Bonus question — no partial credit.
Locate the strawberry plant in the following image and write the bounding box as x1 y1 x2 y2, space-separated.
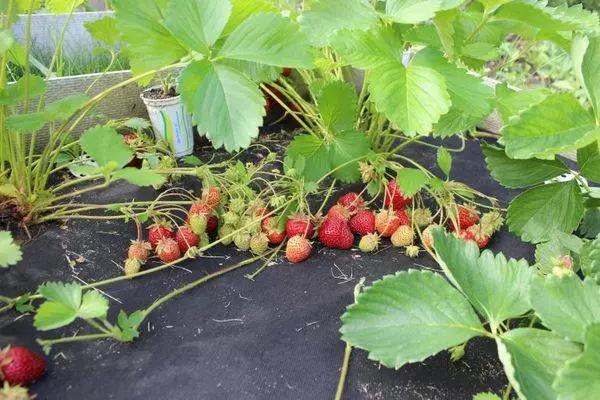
339 229 600 399
483 34 600 251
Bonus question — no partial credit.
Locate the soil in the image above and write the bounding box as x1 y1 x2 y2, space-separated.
0 138 532 399
142 87 179 100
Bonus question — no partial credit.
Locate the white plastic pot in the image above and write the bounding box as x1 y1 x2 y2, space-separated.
140 87 194 157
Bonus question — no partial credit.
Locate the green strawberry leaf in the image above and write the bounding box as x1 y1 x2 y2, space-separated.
77 290 109 320
432 230 533 331
395 168 428 197
117 310 144 341
34 302 78 331
412 47 494 118
285 135 330 183
495 83 551 123
300 0 379 47
572 35 600 121
38 282 82 310
530 274 600 343
506 181 585 243
368 60 451 136
0 75 46 105
112 0 187 75
45 94 89 121
84 16 120 47
316 80 358 134
218 12 312 68
328 130 370 183
554 323 600 400
482 144 570 189
0 231 22 267
432 108 482 137
580 236 600 284
6 112 50 133
341 269 484 369
385 0 442 24
80 125 133 168
113 168 166 187
497 328 582 400
502 92 600 160
180 61 265 152
472 393 501 400
437 147 452 178
332 24 404 69
579 209 600 239
163 0 230 55
46 0 85 13
222 0 276 37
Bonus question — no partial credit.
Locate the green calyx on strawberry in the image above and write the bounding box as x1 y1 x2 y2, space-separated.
0 381 34 400
0 346 45 387
286 214 314 238
155 237 181 263
359 233 380 253
175 226 200 252
148 220 174 248
318 217 354 249
375 209 401 238
337 192 365 215
384 179 412 210
349 210 375 236
286 235 312 263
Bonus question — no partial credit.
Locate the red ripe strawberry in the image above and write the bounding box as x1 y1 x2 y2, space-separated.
465 225 490 249
0 346 45 386
175 226 200 252
201 186 221 210
394 209 412 226
455 205 479 230
128 240 152 263
262 216 286 244
327 204 351 222
375 210 401 238
206 215 218 234
384 179 412 210
282 68 292 77
286 235 312 263
155 238 181 263
318 217 354 249
349 210 375 236
122 133 138 146
337 192 365 215
148 222 174 248
286 214 314 238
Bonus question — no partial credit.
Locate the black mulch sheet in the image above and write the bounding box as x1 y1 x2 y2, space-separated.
0 137 532 400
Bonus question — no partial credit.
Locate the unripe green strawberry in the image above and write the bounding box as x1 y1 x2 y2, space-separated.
359 233 380 253
234 233 251 251
405 245 420 258
411 208 432 228
480 211 504 236
218 224 236 245
223 211 240 226
0 382 34 400
124 258 141 276
189 213 208 235
229 198 245 214
199 232 210 248
391 225 414 247
250 233 269 254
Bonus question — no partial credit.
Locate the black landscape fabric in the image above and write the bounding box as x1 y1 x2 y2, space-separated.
0 138 532 399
